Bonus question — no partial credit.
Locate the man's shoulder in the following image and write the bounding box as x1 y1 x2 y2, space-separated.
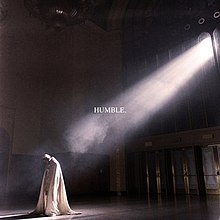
51 157 60 165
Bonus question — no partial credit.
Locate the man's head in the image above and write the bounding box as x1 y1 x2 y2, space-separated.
43 153 51 162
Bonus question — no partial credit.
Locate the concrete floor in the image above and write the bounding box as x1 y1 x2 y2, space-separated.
0 195 219 220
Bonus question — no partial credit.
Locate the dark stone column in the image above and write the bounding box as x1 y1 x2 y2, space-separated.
164 150 175 197
194 146 206 199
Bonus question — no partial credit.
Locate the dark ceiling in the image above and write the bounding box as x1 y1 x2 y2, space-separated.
2 0 219 37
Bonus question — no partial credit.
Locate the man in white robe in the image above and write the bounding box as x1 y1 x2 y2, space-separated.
33 154 81 217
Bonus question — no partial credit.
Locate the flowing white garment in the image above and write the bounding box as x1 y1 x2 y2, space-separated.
34 157 73 216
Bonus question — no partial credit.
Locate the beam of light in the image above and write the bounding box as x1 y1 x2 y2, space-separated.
64 36 214 153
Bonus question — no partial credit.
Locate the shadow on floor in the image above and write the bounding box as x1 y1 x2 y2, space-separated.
0 212 44 219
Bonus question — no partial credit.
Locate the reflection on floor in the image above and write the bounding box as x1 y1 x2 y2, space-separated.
0 194 219 220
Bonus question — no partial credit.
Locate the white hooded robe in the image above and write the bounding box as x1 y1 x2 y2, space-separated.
34 156 73 216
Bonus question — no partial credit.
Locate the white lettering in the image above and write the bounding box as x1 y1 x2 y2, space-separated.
93 107 98 113
93 106 126 114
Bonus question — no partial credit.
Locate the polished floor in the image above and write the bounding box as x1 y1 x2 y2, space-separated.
0 194 219 220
